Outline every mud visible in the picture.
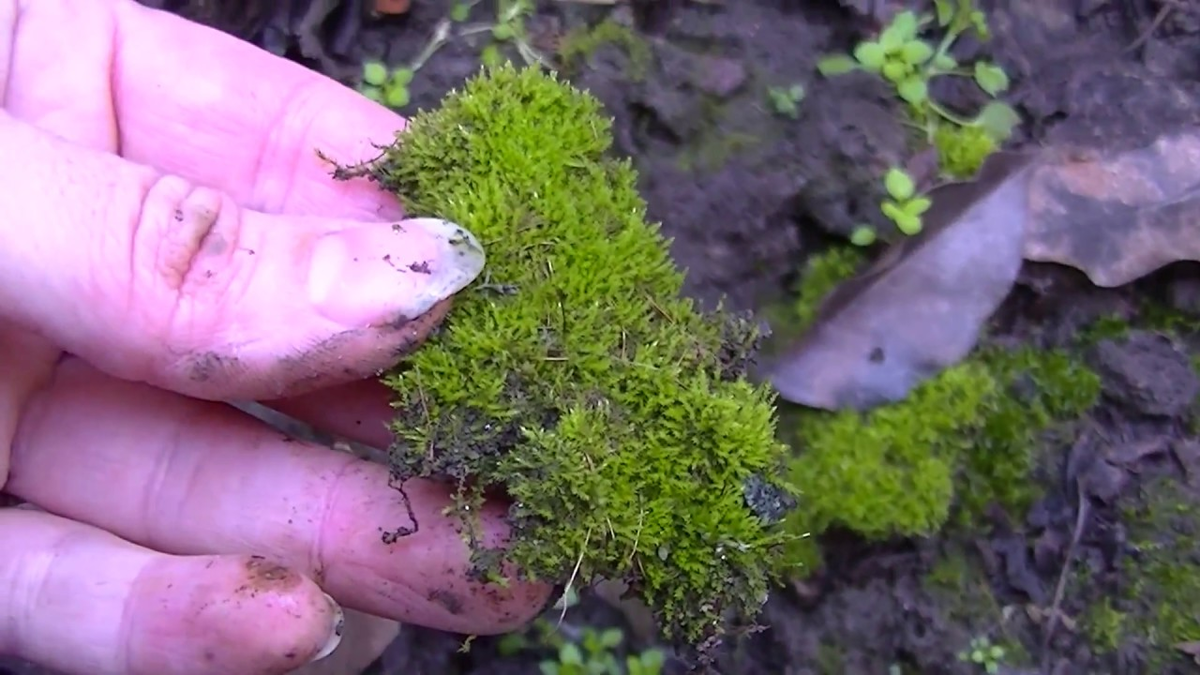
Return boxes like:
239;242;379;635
6;1;1200;674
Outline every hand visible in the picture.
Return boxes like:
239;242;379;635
0;2;549;674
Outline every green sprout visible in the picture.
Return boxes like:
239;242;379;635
817;1;1020;184
958;636;1007;674
766;83;805;119
463;0;551;70
359;62;414;108
357;0;551;110
849;225;878;247
881;167;930;236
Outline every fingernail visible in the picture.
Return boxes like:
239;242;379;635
309;218;486;328
309;593;345;663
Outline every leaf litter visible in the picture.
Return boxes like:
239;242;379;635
762;126;1200;412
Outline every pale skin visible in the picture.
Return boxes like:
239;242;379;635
0;1;550;674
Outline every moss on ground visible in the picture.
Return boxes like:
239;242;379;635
557;19;652;80
1079;476;1200;670
774;248;1101;569
351;64;796;648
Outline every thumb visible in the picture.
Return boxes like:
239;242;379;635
0;113;484;400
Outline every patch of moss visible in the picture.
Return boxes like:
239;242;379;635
774;251;1101;563
1078;299;1200;347
791;247;867;332
358;64;796;647
557;19;652;80
1081;476;1200;670
933;123;996;180
1080;595;1126;654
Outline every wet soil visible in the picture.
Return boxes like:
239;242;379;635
7;1;1200;674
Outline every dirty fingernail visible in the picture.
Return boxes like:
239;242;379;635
309;218;486;328
309;593;345;663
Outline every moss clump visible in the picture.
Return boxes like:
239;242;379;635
557;19;652;80
933;123;997;180
1080;476;1200;670
359;64;796;647
773;250;1101;565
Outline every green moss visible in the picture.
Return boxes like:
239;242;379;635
557;19;652;80
933;123;996;180
1081;596;1127;653
815;642;846;675
784;360;997;541
357;64;796;647
774;251;1100;563
1081;476;1200;669
675;128;762;174
791;248;867;332
1078;300;1200;347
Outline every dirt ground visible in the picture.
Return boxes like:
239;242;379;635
6;1;1200;674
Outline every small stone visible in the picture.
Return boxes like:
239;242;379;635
691;56;748;99
1167;276;1200;317
1090;331;1200;418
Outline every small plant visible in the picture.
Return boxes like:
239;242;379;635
958;635;1007;674
359;62;415;108
881;166;930;236
766;83;805;119
817;2;1018;147
499;590;666;675
538;626;666;675
357;0;549;110
465;0;551;70
816;0;1020;234
849;167;930;244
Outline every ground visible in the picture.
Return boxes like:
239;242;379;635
8;1;1200;674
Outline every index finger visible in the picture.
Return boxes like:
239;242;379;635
11;0;406;220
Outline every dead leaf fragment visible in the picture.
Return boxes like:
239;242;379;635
1175;640;1200;665
762;152;1033;411
1025;129;1200;287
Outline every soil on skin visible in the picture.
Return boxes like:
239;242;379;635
5;1;1200;674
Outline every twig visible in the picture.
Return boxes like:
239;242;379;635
1124;0;1182;54
1040;476;1090;674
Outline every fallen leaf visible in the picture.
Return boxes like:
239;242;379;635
1024;129;1200;287
1175;640;1200;665
761;152;1033;410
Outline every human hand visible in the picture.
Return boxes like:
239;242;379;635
0;2;549;674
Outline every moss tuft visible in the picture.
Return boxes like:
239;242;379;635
1080;476;1200;670
557;19;652;80
360;64;796;647
774;249;1101;563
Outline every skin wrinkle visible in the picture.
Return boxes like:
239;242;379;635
0;2;18;107
138;402;194;547
309;453;356;594
252;75;323;215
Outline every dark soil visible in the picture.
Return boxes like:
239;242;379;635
8;1;1200;674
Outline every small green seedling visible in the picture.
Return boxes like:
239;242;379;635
817;1;1020;181
849;225;878;247
359;62;414;108
881;167;930;236
465;0;550;70
766;83;805;119
958;636;1007;674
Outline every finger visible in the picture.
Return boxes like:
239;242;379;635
0;113;484;401
289;611;399;675
6;0;407;219
6;358;550;634
0;323;59;490
268;380;398;450
0;508;345;675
